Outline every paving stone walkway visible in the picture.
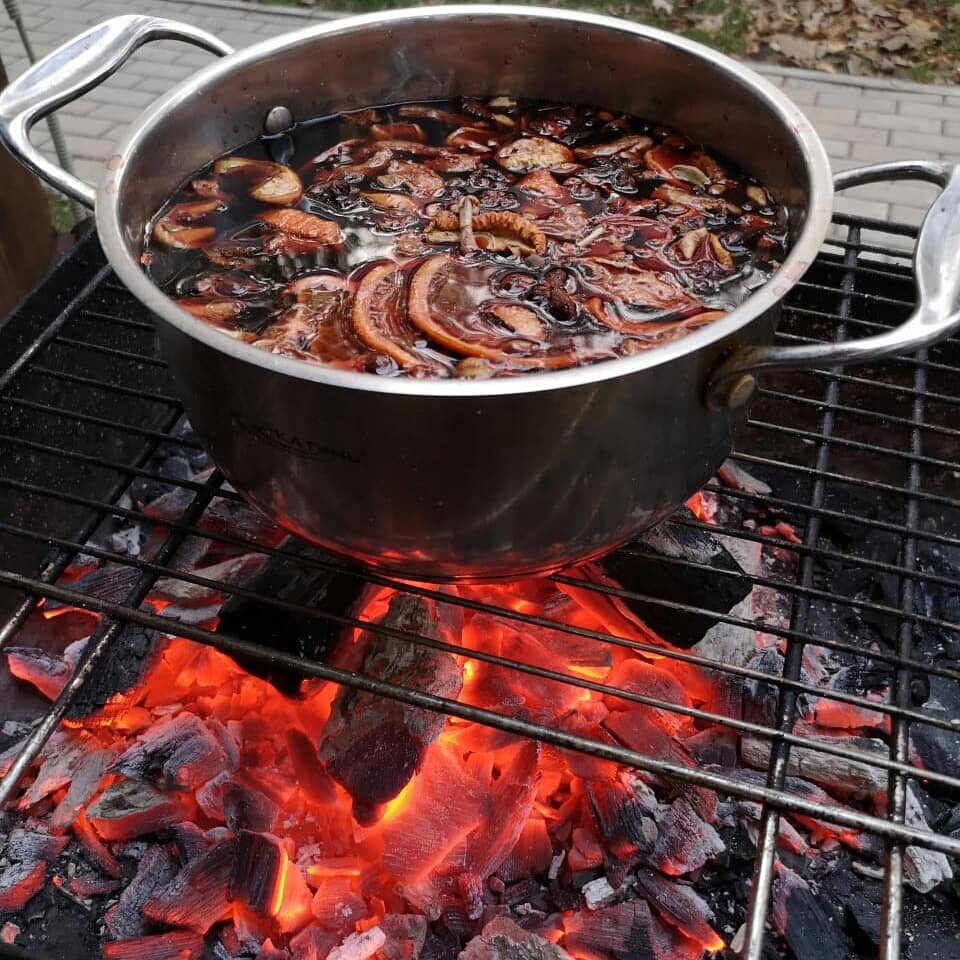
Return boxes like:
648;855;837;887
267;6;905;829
1;0;957;235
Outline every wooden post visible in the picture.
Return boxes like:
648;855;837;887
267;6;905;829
0;58;56;319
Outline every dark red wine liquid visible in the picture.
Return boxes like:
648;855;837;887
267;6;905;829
144;98;788;378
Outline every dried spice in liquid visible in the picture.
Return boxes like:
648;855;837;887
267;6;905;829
144;98;788;379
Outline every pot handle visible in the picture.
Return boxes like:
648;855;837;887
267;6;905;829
705;160;960;409
0;15;233;209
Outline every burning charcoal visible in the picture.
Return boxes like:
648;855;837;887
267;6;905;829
650;798;724;876
598;506;752;648
497;818;554;884
568;826;605;873
602;711;717;820
563;901;655;959
716;459;771;496
113;711;231;790
0;829;67;911
647;913;701;960
602;659;694;737
684;727;738;768
290;926;339;960
310;876;369;931
438;743;540;888
739;730;889;800
152;553;267;607
105;846;179;940
633;869;723;952
585;775;658;869
216;539;361;694
102;931;205;960
17;731;89;807
1;922;20;945
380;915;428;960
74;812;122;876
6;645;74;700
85;779;182;841
65;625;166;721
68;873;123;898
328;928;387;960
50;563;140;608
771;863;845;960
171;822;209;863
229;831;287;915
460;918;573;960
143;838;236;933
320;593;463;825
49;747;115;830
286;728;337;804
223;781;279;833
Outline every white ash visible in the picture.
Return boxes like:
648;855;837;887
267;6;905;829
904;785;953;893
328;927;386;960
582;876;618;910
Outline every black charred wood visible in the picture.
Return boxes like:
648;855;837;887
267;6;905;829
771;864;846;960
105;846;179;940
215;539;362;693
223;782;279;834
64;625;164;720
228;831;284;915
598;507;751;648
319;593;463;825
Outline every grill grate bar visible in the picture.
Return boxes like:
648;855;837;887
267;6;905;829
2;397;205;448
51;336;168;367
879;354;927;960
743;222;858;960
1;566;958;858
0;471;224;808
2;473;959;721
757;386;960;441
27;365;182;406
5;515;959;792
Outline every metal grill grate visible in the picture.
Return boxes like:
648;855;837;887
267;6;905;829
0;221;958;959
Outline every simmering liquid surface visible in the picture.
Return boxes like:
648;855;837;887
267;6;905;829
144;98;788;378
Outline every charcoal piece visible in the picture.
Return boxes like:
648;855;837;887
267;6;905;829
563;901;655;960
311;876;369;931
585;778;658;867
320;593;463;825
171;821;209;863
650;798;725;876
844;891;880;949
47;563;139;609
113;712;230;791
771;864;845;960
102;930;205;960
65;625;165;721
910;676;960;793
105;846;179;940
5;646;73;700
602;711;717;820
684;727;738;768
598;506;751;648
49;747;115;830
0;829;66;911
229;831;285;915
152;553;267;607
223;782;279;833
289;926;339;960
380;913;427;960
143;838;236;933
459;918;573;960
497;818;553;885
420;928;462;960
329;928;388;960
633;869;722;952
215;540;362;693
85;779;181;841
286;728;337;804
18;732;89;807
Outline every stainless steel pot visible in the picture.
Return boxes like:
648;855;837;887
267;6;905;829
3;8;959;581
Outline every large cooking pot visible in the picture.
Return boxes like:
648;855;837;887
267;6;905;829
2;9;959;581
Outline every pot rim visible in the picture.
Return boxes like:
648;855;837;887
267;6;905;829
97;4;833;399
